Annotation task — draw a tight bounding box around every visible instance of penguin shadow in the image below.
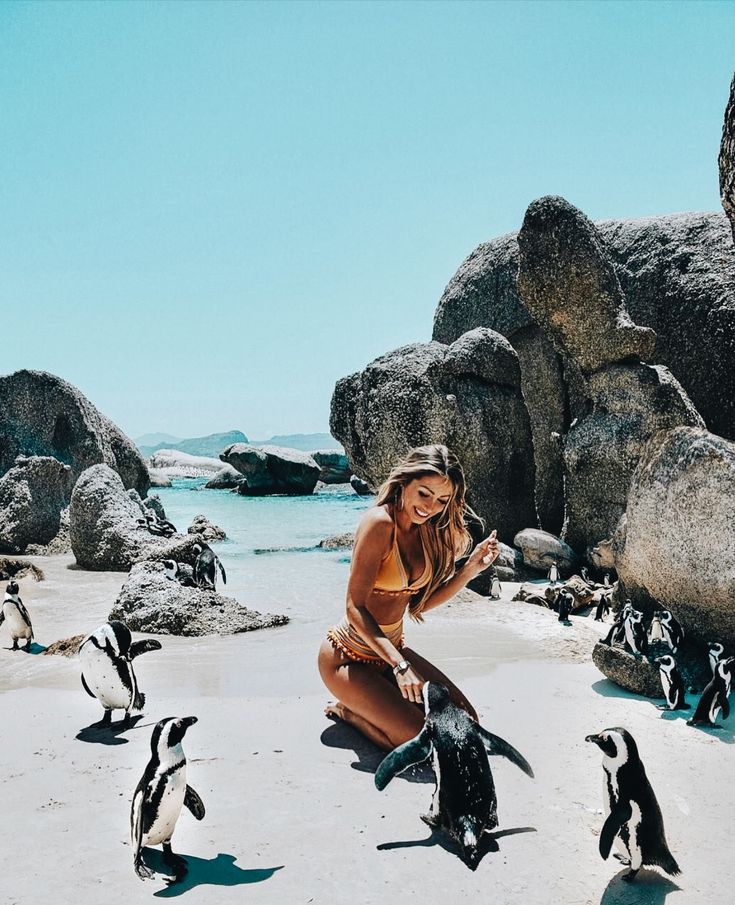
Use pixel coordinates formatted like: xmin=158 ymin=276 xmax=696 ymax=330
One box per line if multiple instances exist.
xmin=140 ymin=850 xmax=283 ymax=897
xmin=320 ymin=722 xmax=433 ymax=784
xmin=600 ymin=868 xmax=680 ymax=905
xmin=1 ymin=641 xmax=45 ymax=654
xmin=377 ymin=825 xmax=537 ymax=869
xmin=591 ymin=679 xmax=647 ymax=702
xmin=75 ymin=714 xmax=145 ymax=745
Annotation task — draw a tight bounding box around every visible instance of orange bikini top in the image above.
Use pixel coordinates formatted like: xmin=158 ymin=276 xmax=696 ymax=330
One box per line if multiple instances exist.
xmin=373 ymin=524 xmax=432 ymax=595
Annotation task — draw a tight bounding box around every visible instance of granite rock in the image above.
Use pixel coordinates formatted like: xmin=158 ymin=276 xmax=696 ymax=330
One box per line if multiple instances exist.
xmin=312 ymin=451 xmax=351 ymax=484
xmin=221 ymin=444 xmax=321 ymax=496
xmin=110 ymin=561 xmax=289 ymax=636
xmin=0 ymin=456 xmax=73 ymax=553
xmin=720 ymin=71 xmax=735 ymax=244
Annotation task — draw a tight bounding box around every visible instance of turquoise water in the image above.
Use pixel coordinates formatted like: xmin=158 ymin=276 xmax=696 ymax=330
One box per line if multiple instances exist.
xmin=153 ymin=479 xmax=372 ymax=626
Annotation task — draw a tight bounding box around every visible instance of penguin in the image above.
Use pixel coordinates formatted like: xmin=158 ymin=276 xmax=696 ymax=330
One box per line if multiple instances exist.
xmin=602 ymin=601 xmax=632 ymax=646
xmin=162 ymin=560 xmax=196 ymax=588
xmin=594 ymin=591 xmax=612 ymax=622
xmin=131 ymin=716 xmax=205 ymax=883
xmin=78 ymin=621 xmax=161 ymax=727
xmin=687 ymin=656 xmax=735 ymax=729
xmin=603 ymin=572 xmax=612 ymax=588
xmin=581 ymin=566 xmax=590 ymax=583
xmin=586 ymin=727 xmax=680 ymax=882
xmin=708 ymin=642 xmax=725 ymax=676
xmin=374 ymin=682 xmax=534 ymax=870
xmin=0 ymin=580 xmax=33 ymax=651
xmin=556 ymin=588 xmax=573 ymax=626
xmin=655 ymin=655 xmax=689 ymax=711
xmin=548 ymin=560 xmax=559 ymax=585
xmin=192 ymin=543 xmax=226 ymax=590
xmin=656 ymin=610 xmax=684 ymax=654
xmin=488 ymin=568 xmax=501 ymax=600
xmin=648 ymin=611 xmax=664 ymax=644
xmin=623 ymin=608 xmax=649 ymax=658
xmin=144 ymin=511 xmax=177 ymax=538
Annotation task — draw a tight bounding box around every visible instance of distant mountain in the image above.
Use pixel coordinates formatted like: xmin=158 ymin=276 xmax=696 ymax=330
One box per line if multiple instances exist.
xmin=134 ymin=431 xmax=181 ymax=447
xmin=138 ymin=430 xmax=248 ymax=459
xmin=250 ymin=433 xmax=343 ymax=452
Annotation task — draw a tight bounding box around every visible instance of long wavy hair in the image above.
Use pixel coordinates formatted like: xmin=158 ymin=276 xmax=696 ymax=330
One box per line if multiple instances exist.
xmin=375 ymin=444 xmax=478 ymax=620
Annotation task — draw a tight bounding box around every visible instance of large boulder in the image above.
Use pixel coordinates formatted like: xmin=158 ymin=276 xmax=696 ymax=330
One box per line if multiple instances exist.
xmin=615 ymin=427 xmax=735 ymax=648
xmin=205 ymin=464 xmax=246 ymax=490
xmin=517 ymin=196 xmax=657 ymax=374
xmin=331 ymin=328 xmax=537 ymax=541
xmin=0 ymin=456 xmax=73 ymax=553
xmin=312 ymin=450 xmax=351 ymax=484
xmin=563 ymin=364 xmax=703 ymax=551
xmin=220 ymin=444 xmax=321 ymax=496
xmin=148 ymin=450 xmax=224 ymax=478
xmin=69 ymin=464 xmax=203 ymax=571
xmin=110 ymin=561 xmax=289 ymax=636
xmin=0 ymin=370 xmax=149 ymax=494
xmin=433 ymin=210 xmax=735 ymax=444
xmin=513 ymin=528 xmax=577 ymax=574
xmin=720 ymin=71 xmax=735 ymax=244
xmin=187 ymin=514 xmax=226 ymax=541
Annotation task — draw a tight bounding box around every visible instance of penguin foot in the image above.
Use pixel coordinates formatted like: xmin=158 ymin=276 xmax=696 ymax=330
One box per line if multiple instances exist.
xmin=162 ymin=845 xmax=188 ymax=885
xmin=121 ymin=713 xmax=132 ymax=730
xmin=92 ymin=711 xmax=113 ymax=728
xmin=656 ymin=705 xmax=671 ymax=711
xmin=134 ymin=859 xmax=155 ymax=881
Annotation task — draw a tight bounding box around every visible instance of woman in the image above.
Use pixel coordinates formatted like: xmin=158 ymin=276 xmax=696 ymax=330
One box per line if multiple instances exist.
xmin=318 ymin=444 xmax=499 ymax=751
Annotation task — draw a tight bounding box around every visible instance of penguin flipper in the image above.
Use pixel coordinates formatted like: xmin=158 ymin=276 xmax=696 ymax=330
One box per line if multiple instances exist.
xmin=599 ymin=801 xmax=632 ymax=859
xmin=131 ymin=792 xmax=153 ymax=880
xmin=80 ymin=674 xmax=96 ymax=699
xmin=129 ymin=639 xmax=163 ymax=659
xmin=477 ymin=726 xmax=534 ymax=778
xmin=16 ymin=601 xmax=33 ymax=635
xmin=722 ymin=697 xmax=730 ymax=720
xmin=374 ymin=727 xmax=433 ymax=791
xmin=184 ymin=785 xmax=206 ymax=820
xmin=217 ymin=558 xmax=227 ymax=585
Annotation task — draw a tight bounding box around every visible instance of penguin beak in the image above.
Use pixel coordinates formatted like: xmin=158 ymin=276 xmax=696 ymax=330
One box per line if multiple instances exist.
xmin=585 ymin=734 xmax=603 ymax=746
xmin=180 ymin=716 xmax=198 ymax=730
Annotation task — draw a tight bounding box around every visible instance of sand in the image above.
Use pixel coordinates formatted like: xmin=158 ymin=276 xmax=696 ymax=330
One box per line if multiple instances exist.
xmin=1 ymin=555 xmax=732 ymax=904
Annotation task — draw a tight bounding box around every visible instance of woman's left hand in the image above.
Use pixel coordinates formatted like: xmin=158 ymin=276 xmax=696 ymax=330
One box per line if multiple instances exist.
xmin=466 ymin=529 xmax=499 ymax=575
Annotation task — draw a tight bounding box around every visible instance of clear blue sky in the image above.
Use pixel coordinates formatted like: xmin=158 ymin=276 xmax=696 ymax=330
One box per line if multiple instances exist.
xmin=1 ymin=0 xmax=733 ymax=440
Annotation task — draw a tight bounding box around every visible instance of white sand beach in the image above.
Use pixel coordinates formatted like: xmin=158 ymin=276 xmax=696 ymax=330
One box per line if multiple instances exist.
xmin=1 ymin=556 xmax=732 ymax=905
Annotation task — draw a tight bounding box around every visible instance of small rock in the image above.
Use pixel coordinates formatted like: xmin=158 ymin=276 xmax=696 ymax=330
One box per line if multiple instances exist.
xmin=188 ymin=515 xmax=226 ymax=541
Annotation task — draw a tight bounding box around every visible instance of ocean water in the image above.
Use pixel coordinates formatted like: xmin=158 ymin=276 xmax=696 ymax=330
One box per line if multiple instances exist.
xmin=153 ymin=479 xmax=372 ymax=627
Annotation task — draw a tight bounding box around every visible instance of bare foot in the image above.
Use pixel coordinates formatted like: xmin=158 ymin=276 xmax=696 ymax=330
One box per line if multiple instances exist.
xmin=324 ymin=701 xmax=347 ymax=721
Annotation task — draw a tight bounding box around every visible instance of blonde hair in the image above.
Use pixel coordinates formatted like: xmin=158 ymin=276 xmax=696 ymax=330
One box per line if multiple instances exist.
xmin=375 ymin=444 xmax=477 ymax=620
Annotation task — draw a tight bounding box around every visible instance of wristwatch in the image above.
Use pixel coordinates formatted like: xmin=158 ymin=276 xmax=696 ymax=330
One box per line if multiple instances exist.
xmin=393 ymin=659 xmax=410 ymax=676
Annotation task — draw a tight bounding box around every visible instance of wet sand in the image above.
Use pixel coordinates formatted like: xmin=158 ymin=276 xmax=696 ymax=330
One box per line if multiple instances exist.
xmin=1 ymin=556 xmax=731 ymax=904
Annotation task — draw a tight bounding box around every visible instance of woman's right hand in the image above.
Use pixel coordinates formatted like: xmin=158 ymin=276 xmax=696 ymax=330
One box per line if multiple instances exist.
xmin=396 ymin=665 xmax=424 ymax=705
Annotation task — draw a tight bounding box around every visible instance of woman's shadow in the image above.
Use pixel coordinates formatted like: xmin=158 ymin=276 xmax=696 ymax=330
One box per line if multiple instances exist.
xmin=320 ymin=721 xmax=433 ymax=784
xmin=140 ymin=850 xmax=282 ymax=897
xmin=600 ymin=868 xmax=680 ymax=905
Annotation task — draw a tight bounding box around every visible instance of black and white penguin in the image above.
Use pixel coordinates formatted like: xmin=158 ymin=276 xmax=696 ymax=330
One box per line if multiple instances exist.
xmin=548 ymin=560 xmax=559 ymax=585
xmin=192 ymin=543 xmax=226 ymax=590
xmin=586 ymin=727 xmax=680 ymax=882
xmin=623 ymin=608 xmax=649 ymax=658
xmin=131 ymin=716 xmax=205 ymax=883
xmin=0 ymin=580 xmax=34 ymax=651
xmin=656 ymin=610 xmax=684 ymax=654
xmin=594 ymin=590 xmax=612 ymax=622
xmin=687 ymin=656 xmax=735 ymax=729
xmin=708 ymin=642 xmax=725 ymax=676
xmin=78 ymin=621 xmax=162 ymax=727
xmin=603 ymin=572 xmax=612 ymax=588
xmin=655 ymin=655 xmax=689 ymax=711
xmin=488 ymin=568 xmax=501 ymax=600
xmin=602 ymin=601 xmax=631 ymax=646
xmin=556 ymin=588 xmax=573 ymax=626
xmin=162 ymin=560 xmax=197 ymax=588
xmin=375 ymin=682 xmax=534 ymax=870
xmin=144 ymin=511 xmax=177 ymax=538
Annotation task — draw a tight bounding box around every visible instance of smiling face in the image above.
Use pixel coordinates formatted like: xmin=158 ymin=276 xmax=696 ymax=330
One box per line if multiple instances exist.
xmin=402 ymin=474 xmax=454 ymax=525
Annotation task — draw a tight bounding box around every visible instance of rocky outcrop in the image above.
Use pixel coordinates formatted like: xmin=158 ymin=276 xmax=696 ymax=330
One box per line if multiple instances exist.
xmin=517 ymin=197 xmax=657 ymax=373
xmin=593 ymin=639 xmax=710 ymax=698
xmin=25 ymin=508 xmax=72 ymax=555
xmin=0 ymin=558 xmax=44 ymax=581
xmin=187 ymin=515 xmax=226 ymax=541
xmin=513 ymin=528 xmax=577 ymax=573
xmin=205 ymin=464 xmax=246 ymax=490
xmin=110 ymin=561 xmax=289 ymax=636
xmin=433 ymin=211 xmax=735 ymax=445
xmin=0 ymin=456 xmax=73 ymax=553
xmin=563 ymin=364 xmax=703 ymax=550
xmin=69 ymin=464 xmax=203 ymax=571
xmin=615 ymin=427 xmax=735 ymax=648
xmin=317 ymin=532 xmax=355 ymax=550
xmin=148 ymin=469 xmax=172 ymax=488
xmin=350 ymin=475 xmax=373 ymax=496
xmin=0 ymin=370 xmax=149 ymax=494
xmin=220 ymin=444 xmax=321 ymax=496
xmin=148 ymin=450 xmax=224 ymax=478
xmin=721 ymin=71 xmax=735 ymax=244
xmin=312 ymin=450 xmax=351 ymax=484
xmin=141 ymin=494 xmax=166 ymax=521
xmin=331 ymin=328 xmax=537 ymax=541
